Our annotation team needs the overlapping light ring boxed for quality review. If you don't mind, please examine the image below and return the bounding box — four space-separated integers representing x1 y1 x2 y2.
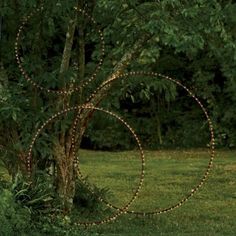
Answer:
78 71 215 216
26 104 145 226
15 5 105 95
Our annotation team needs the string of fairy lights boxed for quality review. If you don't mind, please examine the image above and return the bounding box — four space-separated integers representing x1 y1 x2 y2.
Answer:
15 2 215 227
26 105 145 226
15 4 105 95
78 71 215 217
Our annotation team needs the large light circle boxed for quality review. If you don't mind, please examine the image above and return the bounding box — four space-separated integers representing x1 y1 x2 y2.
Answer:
26 104 145 226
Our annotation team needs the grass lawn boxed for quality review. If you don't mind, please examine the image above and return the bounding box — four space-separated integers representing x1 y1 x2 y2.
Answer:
75 149 236 236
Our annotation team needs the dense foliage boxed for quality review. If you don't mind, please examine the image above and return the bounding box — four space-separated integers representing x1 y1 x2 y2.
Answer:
0 0 236 234
1 0 236 153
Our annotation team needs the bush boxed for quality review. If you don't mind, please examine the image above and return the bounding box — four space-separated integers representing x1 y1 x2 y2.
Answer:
11 172 56 215
0 189 31 236
0 171 111 235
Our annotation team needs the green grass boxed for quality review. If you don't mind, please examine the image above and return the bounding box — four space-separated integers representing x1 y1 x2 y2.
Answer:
1 149 235 235
76 149 236 236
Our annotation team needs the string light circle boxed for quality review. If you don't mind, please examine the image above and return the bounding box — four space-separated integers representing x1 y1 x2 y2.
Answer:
26 104 145 226
15 5 105 95
76 71 215 216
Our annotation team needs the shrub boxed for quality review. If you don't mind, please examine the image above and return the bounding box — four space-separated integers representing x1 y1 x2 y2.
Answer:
0 188 31 236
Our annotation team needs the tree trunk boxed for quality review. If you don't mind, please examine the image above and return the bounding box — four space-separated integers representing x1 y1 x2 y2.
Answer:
53 1 151 212
54 15 77 212
54 142 75 212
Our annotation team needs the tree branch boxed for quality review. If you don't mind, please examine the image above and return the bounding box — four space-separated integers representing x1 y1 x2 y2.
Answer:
72 33 152 149
88 33 152 105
